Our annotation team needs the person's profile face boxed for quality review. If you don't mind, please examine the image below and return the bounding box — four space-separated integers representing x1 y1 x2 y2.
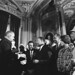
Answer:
8 33 15 41
54 35 59 42
36 38 42 45
70 32 75 40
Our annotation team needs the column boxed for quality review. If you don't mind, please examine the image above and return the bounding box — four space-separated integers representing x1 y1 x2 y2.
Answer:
36 16 42 37
60 7 66 35
54 0 66 35
55 5 61 35
21 19 28 47
18 18 22 49
6 14 11 32
27 18 32 41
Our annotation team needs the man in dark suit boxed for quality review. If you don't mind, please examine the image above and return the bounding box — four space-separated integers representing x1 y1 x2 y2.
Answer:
0 31 18 75
34 37 53 75
25 41 39 75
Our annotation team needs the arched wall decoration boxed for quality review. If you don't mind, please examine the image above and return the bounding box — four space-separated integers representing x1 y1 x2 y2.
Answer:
64 9 74 17
63 0 75 10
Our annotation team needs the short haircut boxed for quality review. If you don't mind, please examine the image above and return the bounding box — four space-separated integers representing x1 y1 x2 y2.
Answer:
19 44 24 50
28 41 34 44
5 31 14 36
61 35 71 43
38 37 45 41
54 33 60 37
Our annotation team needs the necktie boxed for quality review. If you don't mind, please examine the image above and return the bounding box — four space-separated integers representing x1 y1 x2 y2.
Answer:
30 50 33 59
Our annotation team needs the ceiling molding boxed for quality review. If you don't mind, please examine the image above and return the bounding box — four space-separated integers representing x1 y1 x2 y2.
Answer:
26 0 43 17
38 0 51 14
0 1 22 18
41 11 56 20
61 0 71 7
0 7 22 18
10 0 24 12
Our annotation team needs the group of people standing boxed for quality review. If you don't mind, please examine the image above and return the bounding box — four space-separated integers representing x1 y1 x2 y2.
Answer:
0 30 75 75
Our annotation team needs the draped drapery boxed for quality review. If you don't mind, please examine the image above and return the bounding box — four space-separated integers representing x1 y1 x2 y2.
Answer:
0 10 9 39
10 15 20 48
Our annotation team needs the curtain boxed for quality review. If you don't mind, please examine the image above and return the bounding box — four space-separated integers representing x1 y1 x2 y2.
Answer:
10 15 20 48
0 10 9 39
0 10 21 48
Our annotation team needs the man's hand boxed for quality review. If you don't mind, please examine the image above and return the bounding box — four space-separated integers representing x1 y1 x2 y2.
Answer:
17 53 26 59
11 40 16 49
33 59 39 63
20 60 27 65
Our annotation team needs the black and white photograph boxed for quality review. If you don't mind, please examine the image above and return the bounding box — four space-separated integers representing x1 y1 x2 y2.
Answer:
0 0 75 75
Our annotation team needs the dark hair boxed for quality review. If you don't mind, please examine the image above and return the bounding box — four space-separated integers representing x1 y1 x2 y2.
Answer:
28 41 34 44
19 45 24 52
45 32 53 42
61 35 71 44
